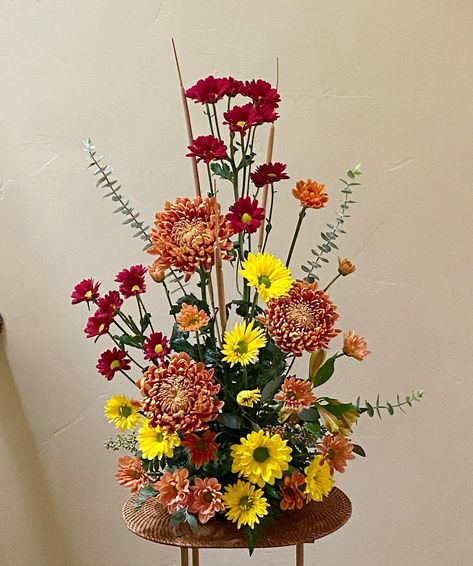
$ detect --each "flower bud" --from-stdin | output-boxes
[148,262,166,283]
[309,349,326,380]
[338,257,356,276]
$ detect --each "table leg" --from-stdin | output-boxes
[192,548,200,566]
[296,543,304,566]
[180,548,189,566]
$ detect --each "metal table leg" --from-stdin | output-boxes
[296,543,304,566]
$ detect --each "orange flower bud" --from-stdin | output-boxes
[148,262,166,283]
[338,257,356,276]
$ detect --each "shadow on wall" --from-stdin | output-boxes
[0,329,73,566]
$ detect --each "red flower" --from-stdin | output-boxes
[84,312,112,339]
[185,76,229,104]
[181,430,219,469]
[223,103,258,135]
[254,103,279,125]
[243,79,280,108]
[96,347,131,380]
[115,265,147,298]
[143,332,170,361]
[222,77,244,97]
[186,135,228,164]
[97,290,123,316]
[71,278,100,304]
[251,162,289,188]
[226,197,264,234]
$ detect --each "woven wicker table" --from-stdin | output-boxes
[123,487,351,565]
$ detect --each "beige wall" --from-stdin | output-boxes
[1,1,473,565]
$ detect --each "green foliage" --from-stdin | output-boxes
[301,165,362,281]
[210,162,234,182]
[113,333,144,349]
[311,354,338,387]
[133,484,158,510]
[356,390,425,419]
[352,444,366,457]
[169,324,196,357]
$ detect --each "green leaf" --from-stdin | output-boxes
[217,413,242,429]
[185,512,199,535]
[305,421,321,436]
[299,407,319,422]
[140,312,152,333]
[246,524,263,555]
[169,324,195,357]
[365,401,374,417]
[133,484,157,509]
[352,444,366,457]
[387,402,394,415]
[169,508,187,528]
[324,401,356,416]
[312,355,337,387]
[113,334,143,349]
[210,162,233,181]
[261,375,284,402]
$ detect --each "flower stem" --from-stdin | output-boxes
[137,295,155,332]
[261,183,276,252]
[212,103,222,139]
[323,273,341,293]
[118,368,139,387]
[206,164,215,196]
[286,207,307,268]
[107,332,145,371]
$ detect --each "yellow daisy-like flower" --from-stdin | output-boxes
[239,252,293,302]
[231,430,292,487]
[223,480,269,529]
[104,395,142,432]
[236,389,261,408]
[222,321,267,366]
[136,419,181,460]
[304,455,334,501]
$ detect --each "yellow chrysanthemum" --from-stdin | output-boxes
[231,430,292,487]
[304,455,334,501]
[236,389,261,408]
[221,321,267,366]
[223,480,269,529]
[104,395,142,432]
[137,419,181,460]
[239,252,293,302]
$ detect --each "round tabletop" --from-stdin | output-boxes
[123,487,351,549]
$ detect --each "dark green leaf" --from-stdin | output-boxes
[113,334,143,349]
[299,407,319,422]
[217,413,242,429]
[352,444,366,457]
[210,162,233,181]
[261,375,284,402]
[305,421,321,436]
[312,355,337,387]
[365,401,374,417]
[387,402,394,415]
[140,312,152,333]
[133,484,157,509]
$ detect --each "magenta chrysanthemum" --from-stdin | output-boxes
[242,79,280,108]
[96,347,131,380]
[97,290,123,316]
[84,312,112,339]
[186,135,228,164]
[71,278,100,304]
[115,265,147,298]
[251,162,289,188]
[226,197,265,234]
[143,332,170,361]
[185,76,229,104]
[223,103,258,135]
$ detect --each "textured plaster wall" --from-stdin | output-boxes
[1,1,473,565]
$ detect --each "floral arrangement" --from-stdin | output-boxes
[73,70,423,552]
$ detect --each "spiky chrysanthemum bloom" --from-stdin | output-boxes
[221,320,267,367]
[223,480,269,529]
[317,433,355,473]
[115,456,147,493]
[342,331,371,361]
[148,196,233,282]
[240,252,293,302]
[176,303,210,332]
[140,352,224,433]
[274,376,316,415]
[104,395,142,432]
[260,281,340,356]
[154,468,190,513]
[136,419,180,460]
[231,430,292,487]
[292,179,329,209]
[188,477,225,523]
[304,455,334,502]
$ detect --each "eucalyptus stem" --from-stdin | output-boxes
[286,207,307,267]
[323,273,341,293]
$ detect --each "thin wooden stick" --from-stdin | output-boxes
[172,38,201,197]
[213,199,227,335]
[191,548,200,566]
[296,543,304,566]
[180,547,189,566]
[257,123,275,250]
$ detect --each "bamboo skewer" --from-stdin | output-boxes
[172,38,201,197]
[257,123,275,250]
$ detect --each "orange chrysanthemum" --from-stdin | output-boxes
[148,196,233,281]
[343,331,371,361]
[279,471,306,511]
[115,456,148,493]
[318,434,355,473]
[260,281,340,356]
[292,179,328,209]
[181,430,219,469]
[177,303,210,332]
[140,352,224,434]
[188,477,225,523]
[154,468,190,513]
[274,376,316,414]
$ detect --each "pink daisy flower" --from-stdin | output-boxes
[342,331,371,361]
[97,290,123,316]
[96,347,131,380]
[71,278,100,304]
[115,265,147,298]
[84,312,112,339]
